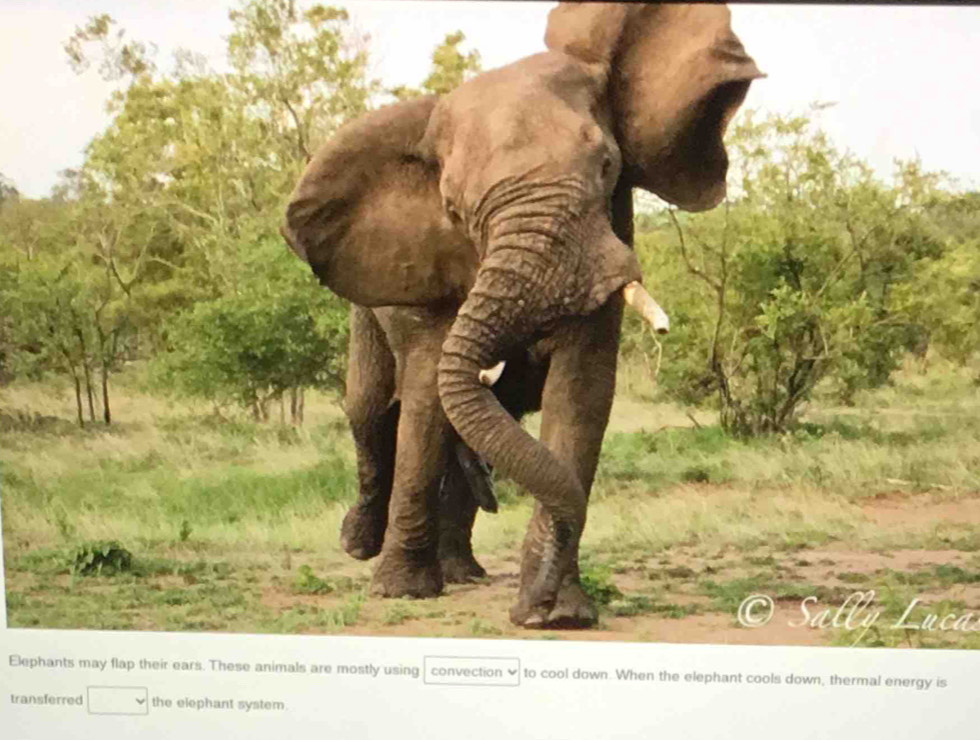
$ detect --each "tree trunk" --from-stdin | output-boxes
[73,374,84,428]
[101,360,111,425]
[75,327,96,422]
[83,364,96,422]
[60,346,84,428]
[97,327,115,425]
[289,387,304,426]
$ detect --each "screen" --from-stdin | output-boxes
[2,2,979,737]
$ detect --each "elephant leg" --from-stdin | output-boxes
[511,298,623,628]
[371,309,452,598]
[340,306,397,560]
[438,441,490,583]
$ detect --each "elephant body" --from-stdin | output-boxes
[283,2,762,628]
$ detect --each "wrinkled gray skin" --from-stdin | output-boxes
[282,3,762,628]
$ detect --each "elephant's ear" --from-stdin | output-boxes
[282,97,476,307]
[545,3,764,212]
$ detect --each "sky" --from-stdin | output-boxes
[1,1,978,198]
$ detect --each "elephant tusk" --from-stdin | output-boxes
[479,360,506,387]
[623,281,669,335]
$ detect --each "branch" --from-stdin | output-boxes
[170,199,219,226]
[147,256,184,272]
[710,202,731,371]
[728,329,757,377]
[281,94,311,162]
[844,218,883,273]
[110,224,155,296]
[669,210,721,291]
[821,223,882,298]
[642,326,664,382]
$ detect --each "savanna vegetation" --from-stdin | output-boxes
[3,1,980,646]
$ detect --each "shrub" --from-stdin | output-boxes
[626,110,950,435]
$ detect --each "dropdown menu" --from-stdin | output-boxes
[87,686,149,716]
[423,657,520,687]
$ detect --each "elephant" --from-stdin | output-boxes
[281,2,762,628]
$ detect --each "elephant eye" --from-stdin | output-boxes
[601,154,614,180]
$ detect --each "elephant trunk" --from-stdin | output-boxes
[438,183,644,600]
[438,242,589,532]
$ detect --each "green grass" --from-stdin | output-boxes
[382,601,419,626]
[5,358,980,643]
[579,558,624,606]
[595,414,980,501]
[887,564,980,588]
[608,595,701,619]
[292,564,336,595]
[260,593,366,634]
[698,574,850,614]
[468,618,504,637]
[829,581,980,650]
[1,381,357,552]
[4,540,370,633]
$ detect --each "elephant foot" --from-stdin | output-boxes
[440,552,488,584]
[545,580,598,629]
[371,549,443,598]
[438,528,487,583]
[340,502,387,560]
[510,580,597,630]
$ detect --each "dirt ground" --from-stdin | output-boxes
[252,494,980,647]
[7,479,980,647]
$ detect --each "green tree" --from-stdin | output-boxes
[626,109,949,435]
[1,247,98,425]
[72,5,375,298]
[895,190,980,368]
[1,196,71,387]
[0,189,159,424]
[228,0,378,163]
[64,13,155,82]
[4,5,487,423]
[66,2,378,302]
[40,3,376,422]
[391,31,481,100]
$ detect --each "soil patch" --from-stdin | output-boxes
[861,494,980,529]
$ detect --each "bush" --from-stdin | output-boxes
[580,559,623,606]
[69,540,133,576]
[152,239,348,420]
[626,109,950,435]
